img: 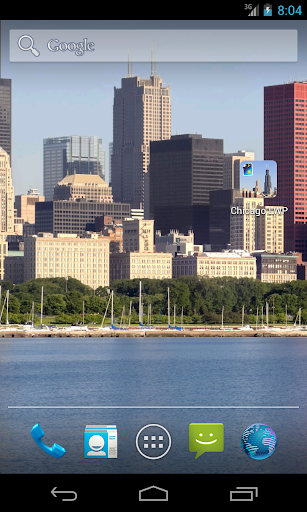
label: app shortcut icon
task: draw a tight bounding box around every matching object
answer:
[243,162,253,176]
[84,425,117,458]
[31,423,65,458]
[136,424,171,460]
[189,423,224,459]
[241,423,277,460]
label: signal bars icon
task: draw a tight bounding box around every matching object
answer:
[248,4,259,16]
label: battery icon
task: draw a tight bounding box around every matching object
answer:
[263,3,272,15]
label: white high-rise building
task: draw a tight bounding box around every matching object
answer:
[255,206,284,253]
[230,196,285,254]
[0,146,14,233]
[0,79,12,161]
[230,196,264,252]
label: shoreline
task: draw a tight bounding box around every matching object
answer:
[0,327,307,338]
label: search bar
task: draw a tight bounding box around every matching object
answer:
[10,29,297,63]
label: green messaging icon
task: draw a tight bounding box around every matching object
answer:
[189,423,224,459]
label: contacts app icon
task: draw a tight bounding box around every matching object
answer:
[84,425,117,459]
[189,423,224,459]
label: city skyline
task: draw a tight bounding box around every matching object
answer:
[2,19,307,195]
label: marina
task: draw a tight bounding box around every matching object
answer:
[0,324,307,337]
[0,282,307,337]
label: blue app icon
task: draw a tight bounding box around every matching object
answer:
[84,432,108,458]
[31,423,65,458]
[84,425,117,458]
[241,423,277,460]
[243,163,253,176]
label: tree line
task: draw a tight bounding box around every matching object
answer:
[1,276,307,325]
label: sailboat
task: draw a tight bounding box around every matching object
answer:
[22,288,49,332]
[128,300,132,328]
[110,290,124,330]
[0,289,20,331]
[258,302,278,332]
[0,289,9,326]
[237,305,252,330]
[98,293,112,331]
[34,287,50,331]
[0,290,19,331]
[23,302,36,331]
[167,287,183,331]
[138,281,154,330]
[292,307,306,330]
[219,305,231,331]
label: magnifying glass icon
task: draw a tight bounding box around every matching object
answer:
[17,35,40,57]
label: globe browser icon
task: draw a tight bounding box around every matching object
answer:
[241,423,277,460]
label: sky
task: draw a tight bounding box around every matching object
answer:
[1,19,307,196]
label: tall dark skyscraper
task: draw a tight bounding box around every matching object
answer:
[0,78,12,162]
[263,166,272,195]
[112,71,171,210]
[264,81,307,258]
[209,188,241,251]
[150,134,224,244]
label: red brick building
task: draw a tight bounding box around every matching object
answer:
[264,82,307,259]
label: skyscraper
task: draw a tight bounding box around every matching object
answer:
[0,78,12,161]
[230,196,264,252]
[255,205,284,253]
[150,134,224,244]
[43,136,105,201]
[254,179,261,194]
[0,147,14,233]
[112,69,171,210]
[108,142,113,186]
[263,166,272,195]
[264,81,307,257]
[209,188,241,251]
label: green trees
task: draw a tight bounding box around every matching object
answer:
[1,275,307,325]
[44,295,67,316]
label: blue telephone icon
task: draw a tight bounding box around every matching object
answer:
[31,423,66,458]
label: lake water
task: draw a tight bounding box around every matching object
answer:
[0,337,306,474]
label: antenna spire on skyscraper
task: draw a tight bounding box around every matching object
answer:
[151,46,157,76]
[154,46,156,75]
[127,52,134,77]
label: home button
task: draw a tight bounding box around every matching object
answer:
[139,485,168,501]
